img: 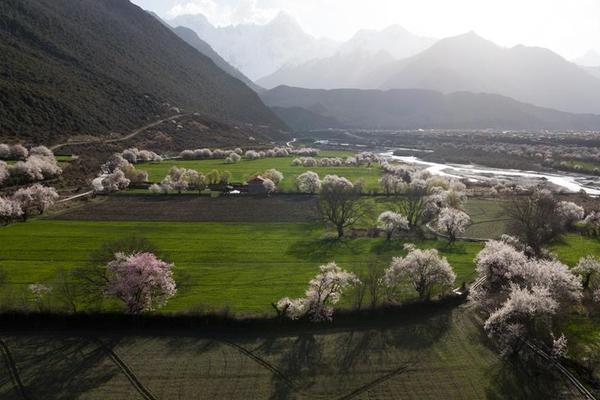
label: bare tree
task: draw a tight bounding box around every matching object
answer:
[506,190,563,256]
[318,175,364,238]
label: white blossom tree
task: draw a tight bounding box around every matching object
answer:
[377,211,409,240]
[436,207,471,244]
[484,285,558,355]
[262,178,276,194]
[0,161,8,186]
[0,197,23,225]
[263,169,283,186]
[276,262,360,322]
[556,201,585,228]
[296,171,321,194]
[572,256,600,292]
[12,184,59,220]
[384,244,456,300]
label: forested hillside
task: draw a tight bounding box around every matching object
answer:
[0,0,286,143]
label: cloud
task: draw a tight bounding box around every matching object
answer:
[167,0,277,26]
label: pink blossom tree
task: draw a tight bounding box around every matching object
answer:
[276,262,359,322]
[384,244,456,300]
[106,252,177,313]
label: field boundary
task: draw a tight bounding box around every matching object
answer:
[94,338,158,400]
[0,338,29,399]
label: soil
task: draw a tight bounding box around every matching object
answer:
[50,194,320,223]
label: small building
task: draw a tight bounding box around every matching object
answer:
[247,176,268,195]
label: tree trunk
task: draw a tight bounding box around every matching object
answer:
[337,225,344,238]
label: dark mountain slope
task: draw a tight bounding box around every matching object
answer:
[0,0,285,143]
[262,86,600,131]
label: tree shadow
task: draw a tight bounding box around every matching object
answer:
[484,356,574,400]
[2,335,119,400]
[286,237,363,262]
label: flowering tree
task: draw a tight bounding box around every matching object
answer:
[472,239,581,307]
[556,201,585,228]
[94,169,130,193]
[11,144,28,160]
[244,150,261,160]
[106,252,177,314]
[12,184,59,220]
[0,161,8,186]
[276,262,359,321]
[296,171,321,194]
[377,211,409,240]
[572,256,600,291]
[379,174,403,196]
[0,197,23,225]
[0,144,10,159]
[121,164,148,184]
[29,146,54,158]
[436,207,471,244]
[384,244,456,300]
[263,169,283,186]
[225,153,241,163]
[484,285,558,355]
[262,178,276,194]
[319,175,364,238]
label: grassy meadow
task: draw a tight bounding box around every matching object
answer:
[0,220,483,313]
[139,150,383,192]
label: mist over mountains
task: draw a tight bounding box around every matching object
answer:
[173,11,600,118]
[262,86,600,131]
[170,12,338,80]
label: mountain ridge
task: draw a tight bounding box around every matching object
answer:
[262,85,600,131]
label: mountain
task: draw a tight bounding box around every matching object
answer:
[257,50,397,89]
[585,66,600,80]
[0,0,286,143]
[573,50,600,66]
[270,106,344,131]
[262,86,600,131]
[170,12,338,80]
[257,25,435,89]
[338,25,436,59]
[172,26,260,92]
[380,32,600,114]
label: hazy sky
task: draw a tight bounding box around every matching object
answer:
[132,0,600,59]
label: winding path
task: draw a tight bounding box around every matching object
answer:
[50,114,187,152]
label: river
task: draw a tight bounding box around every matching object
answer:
[380,151,600,196]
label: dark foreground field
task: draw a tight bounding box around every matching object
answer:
[52,195,320,223]
[0,307,586,400]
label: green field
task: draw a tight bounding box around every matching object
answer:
[0,220,483,313]
[463,198,510,239]
[0,307,582,399]
[139,150,383,192]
